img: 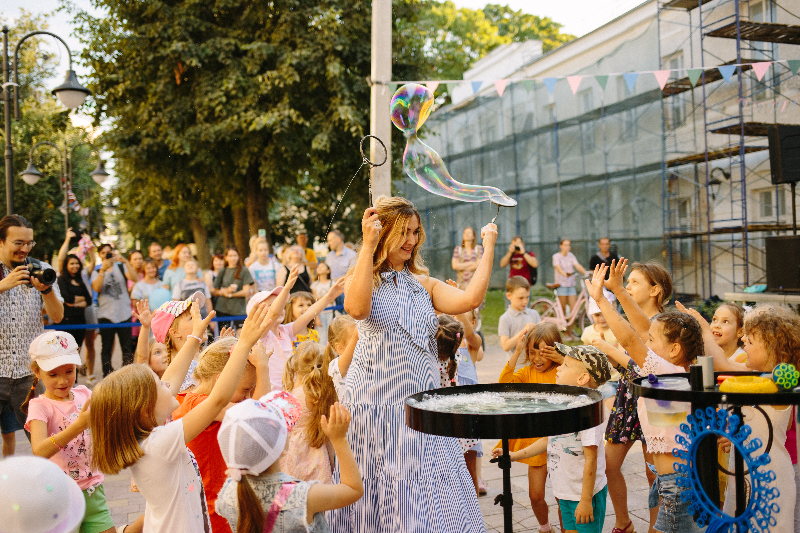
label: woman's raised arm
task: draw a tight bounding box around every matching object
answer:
[345,208,382,320]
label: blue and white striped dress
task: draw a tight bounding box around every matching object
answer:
[329,268,485,533]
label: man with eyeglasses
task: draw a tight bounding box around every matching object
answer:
[0,215,64,433]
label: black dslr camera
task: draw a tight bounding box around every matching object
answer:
[25,257,57,287]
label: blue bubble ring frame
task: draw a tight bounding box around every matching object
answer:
[673,407,779,533]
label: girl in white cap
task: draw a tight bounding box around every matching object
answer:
[216,399,363,533]
[89,299,276,533]
[22,330,116,533]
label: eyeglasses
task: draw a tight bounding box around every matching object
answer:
[10,240,36,250]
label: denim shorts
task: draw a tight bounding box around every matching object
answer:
[0,404,22,434]
[555,286,577,296]
[647,466,703,533]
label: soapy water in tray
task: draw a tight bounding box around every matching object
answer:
[407,391,594,414]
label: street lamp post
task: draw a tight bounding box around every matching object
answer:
[20,141,108,234]
[2,26,91,216]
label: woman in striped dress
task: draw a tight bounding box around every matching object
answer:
[329,196,496,533]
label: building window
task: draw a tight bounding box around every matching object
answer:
[617,78,634,141]
[758,188,787,218]
[579,90,595,153]
[663,52,685,128]
[542,104,557,162]
[677,197,691,221]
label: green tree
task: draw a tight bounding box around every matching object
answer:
[0,10,101,262]
[482,4,574,52]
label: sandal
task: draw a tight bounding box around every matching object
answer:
[610,521,635,533]
[477,478,487,496]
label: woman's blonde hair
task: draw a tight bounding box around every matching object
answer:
[192,337,255,384]
[743,305,800,368]
[90,364,159,474]
[283,291,316,325]
[282,341,337,449]
[350,196,428,286]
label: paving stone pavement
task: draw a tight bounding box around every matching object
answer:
[8,332,652,532]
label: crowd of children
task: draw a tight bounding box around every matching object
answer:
[8,240,800,533]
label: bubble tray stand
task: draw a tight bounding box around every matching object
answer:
[405,383,604,533]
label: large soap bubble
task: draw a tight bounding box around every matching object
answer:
[390,83,516,207]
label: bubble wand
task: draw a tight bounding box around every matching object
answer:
[324,135,387,240]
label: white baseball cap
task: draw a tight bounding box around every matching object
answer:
[29,331,82,372]
[0,456,85,533]
[218,399,290,477]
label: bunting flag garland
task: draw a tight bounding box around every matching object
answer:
[752,62,771,81]
[623,72,639,93]
[654,70,671,90]
[386,59,800,103]
[567,76,583,95]
[67,190,81,212]
[718,64,737,83]
[687,68,703,87]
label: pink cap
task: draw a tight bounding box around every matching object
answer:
[246,286,284,315]
[151,291,206,343]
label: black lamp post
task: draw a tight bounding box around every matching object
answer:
[3,26,91,216]
[20,141,108,234]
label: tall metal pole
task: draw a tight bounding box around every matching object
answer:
[3,26,14,215]
[370,0,391,200]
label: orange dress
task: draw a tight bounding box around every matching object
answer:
[493,362,558,467]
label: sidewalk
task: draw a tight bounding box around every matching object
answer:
[9,333,652,532]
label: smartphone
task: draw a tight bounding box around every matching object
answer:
[258,229,267,239]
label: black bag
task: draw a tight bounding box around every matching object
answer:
[529,263,538,286]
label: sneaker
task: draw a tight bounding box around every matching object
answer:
[477,477,487,495]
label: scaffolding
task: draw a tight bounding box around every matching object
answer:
[658,0,800,298]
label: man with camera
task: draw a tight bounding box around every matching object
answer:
[0,215,64,431]
[91,243,138,377]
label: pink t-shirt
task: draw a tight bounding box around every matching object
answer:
[24,385,103,490]
[635,348,688,455]
[263,323,296,391]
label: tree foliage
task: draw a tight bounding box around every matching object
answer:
[0,10,101,261]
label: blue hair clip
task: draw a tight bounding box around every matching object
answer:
[648,374,658,384]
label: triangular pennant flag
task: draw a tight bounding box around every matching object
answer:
[718,65,737,83]
[494,79,508,97]
[687,68,703,87]
[567,76,583,95]
[471,81,483,94]
[752,62,771,81]
[594,75,609,91]
[522,79,535,92]
[425,81,440,94]
[623,72,638,93]
[653,70,671,90]
[787,60,800,76]
[543,77,558,95]
[446,82,459,94]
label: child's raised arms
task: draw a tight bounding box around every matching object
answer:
[455,311,483,363]
[507,324,533,369]
[161,301,216,397]
[133,299,152,365]
[181,302,275,444]
[674,301,745,372]
[604,258,651,340]
[306,403,364,520]
[336,326,359,380]
[585,265,649,368]
[290,277,345,337]
[212,341,274,423]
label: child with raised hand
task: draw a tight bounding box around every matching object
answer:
[492,343,614,533]
[495,321,564,532]
[216,400,364,533]
[22,331,116,533]
[172,336,273,533]
[597,258,663,533]
[280,341,339,483]
[89,299,274,533]
[585,264,704,533]
[325,314,358,399]
[132,299,169,378]
[284,291,321,350]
